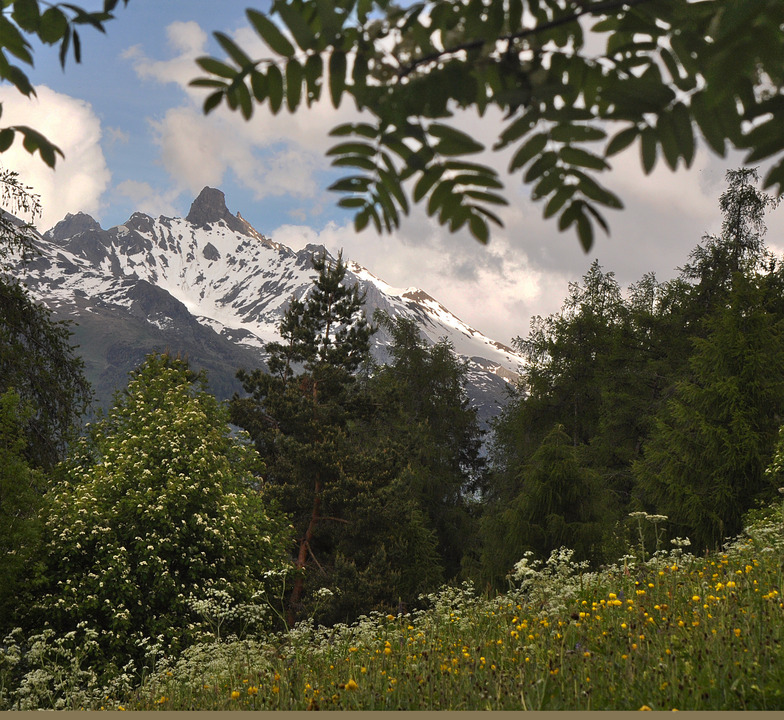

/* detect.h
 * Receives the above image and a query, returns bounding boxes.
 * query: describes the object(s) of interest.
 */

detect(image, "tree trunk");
[287,477,321,627]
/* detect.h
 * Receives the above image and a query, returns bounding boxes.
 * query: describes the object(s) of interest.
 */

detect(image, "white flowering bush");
[22,353,291,696]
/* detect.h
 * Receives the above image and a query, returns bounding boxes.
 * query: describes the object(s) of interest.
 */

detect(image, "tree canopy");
[4,1,784,249]
[191,0,784,249]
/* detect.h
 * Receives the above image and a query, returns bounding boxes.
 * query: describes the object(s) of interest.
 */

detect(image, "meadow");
[108,506,784,711]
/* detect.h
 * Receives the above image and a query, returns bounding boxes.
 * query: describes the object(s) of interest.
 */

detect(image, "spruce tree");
[634,171,784,550]
[634,273,784,550]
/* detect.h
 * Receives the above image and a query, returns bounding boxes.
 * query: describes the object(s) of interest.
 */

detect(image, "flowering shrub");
[12,353,291,705]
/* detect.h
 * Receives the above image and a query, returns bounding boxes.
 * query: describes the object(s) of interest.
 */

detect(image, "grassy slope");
[122,507,784,711]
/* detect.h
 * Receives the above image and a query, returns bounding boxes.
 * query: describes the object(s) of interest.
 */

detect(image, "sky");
[2,0,784,346]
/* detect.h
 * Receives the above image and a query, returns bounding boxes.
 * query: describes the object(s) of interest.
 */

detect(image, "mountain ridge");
[13,187,524,428]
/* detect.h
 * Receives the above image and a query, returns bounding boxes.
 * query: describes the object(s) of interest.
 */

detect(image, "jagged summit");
[46,212,102,242]
[18,190,525,427]
[186,187,252,236]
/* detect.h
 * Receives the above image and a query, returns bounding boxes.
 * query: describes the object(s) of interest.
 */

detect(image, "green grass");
[118,510,784,711]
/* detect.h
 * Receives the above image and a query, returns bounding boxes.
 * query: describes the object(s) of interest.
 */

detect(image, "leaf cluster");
[0,0,129,166]
[192,0,784,249]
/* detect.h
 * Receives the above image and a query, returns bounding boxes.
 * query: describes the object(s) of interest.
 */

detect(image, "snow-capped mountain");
[12,187,524,427]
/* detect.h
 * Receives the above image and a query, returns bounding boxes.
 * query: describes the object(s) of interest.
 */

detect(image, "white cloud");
[126,20,370,207]
[113,180,181,219]
[123,21,209,87]
[0,85,110,232]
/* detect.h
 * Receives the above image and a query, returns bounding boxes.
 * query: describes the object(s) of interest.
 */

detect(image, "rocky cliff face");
[13,187,524,428]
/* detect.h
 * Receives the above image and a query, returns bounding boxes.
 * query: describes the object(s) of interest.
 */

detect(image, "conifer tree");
[480,424,608,586]
[634,273,784,550]
[634,171,784,550]
[231,251,373,625]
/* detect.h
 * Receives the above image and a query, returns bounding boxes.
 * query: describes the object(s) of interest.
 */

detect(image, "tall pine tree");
[231,251,373,625]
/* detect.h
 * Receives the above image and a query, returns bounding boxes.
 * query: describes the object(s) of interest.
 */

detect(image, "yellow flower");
[734,628,741,637]
[639,705,653,711]
[231,690,241,700]
[346,679,359,691]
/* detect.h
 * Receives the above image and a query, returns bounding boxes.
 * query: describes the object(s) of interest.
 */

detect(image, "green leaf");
[285,58,303,111]
[0,17,33,65]
[196,56,238,79]
[509,132,548,172]
[656,112,680,170]
[495,109,539,149]
[530,169,563,200]
[671,101,695,167]
[558,200,582,231]
[640,127,657,174]
[524,151,558,183]
[572,171,623,209]
[327,142,376,157]
[463,189,508,206]
[12,0,40,32]
[559,146,609,171]
[214,31,252,68]
[429,123,484,156]
[337,197,367,209]
[267,64,284,113]
[378,167,409,215]
[0,128,15,152]
[355,207,371,233]
[276,1,316,50]
[550,124,606,144]
[189,78,229,89]
[330,122,379,140]
[427,179,456,217]
[543,184,576,219]
[413,165,445,202]
[304,53,323,104]
[247,9,295,57]
[328,176,372,193]
[331,155,377,171]
[235,81,253,120]
[329,50,347,108]
[468,213,489,244]
[576,209,594,252]
[583,201,609,235]
[606,126,639,157]
[39,7,68,44]
[14,125,63,167]
[690,98,723,155]
[250,70,267,102]
[203,90,223,114]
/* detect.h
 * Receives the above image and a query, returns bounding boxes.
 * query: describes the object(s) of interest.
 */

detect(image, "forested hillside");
[2,169,784,709]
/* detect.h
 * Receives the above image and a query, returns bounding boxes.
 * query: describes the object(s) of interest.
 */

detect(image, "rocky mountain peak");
[186,187,250,236]
[46,212,102,242]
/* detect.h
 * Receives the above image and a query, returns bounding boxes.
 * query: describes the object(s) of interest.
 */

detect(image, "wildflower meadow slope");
[124,506,784,711]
